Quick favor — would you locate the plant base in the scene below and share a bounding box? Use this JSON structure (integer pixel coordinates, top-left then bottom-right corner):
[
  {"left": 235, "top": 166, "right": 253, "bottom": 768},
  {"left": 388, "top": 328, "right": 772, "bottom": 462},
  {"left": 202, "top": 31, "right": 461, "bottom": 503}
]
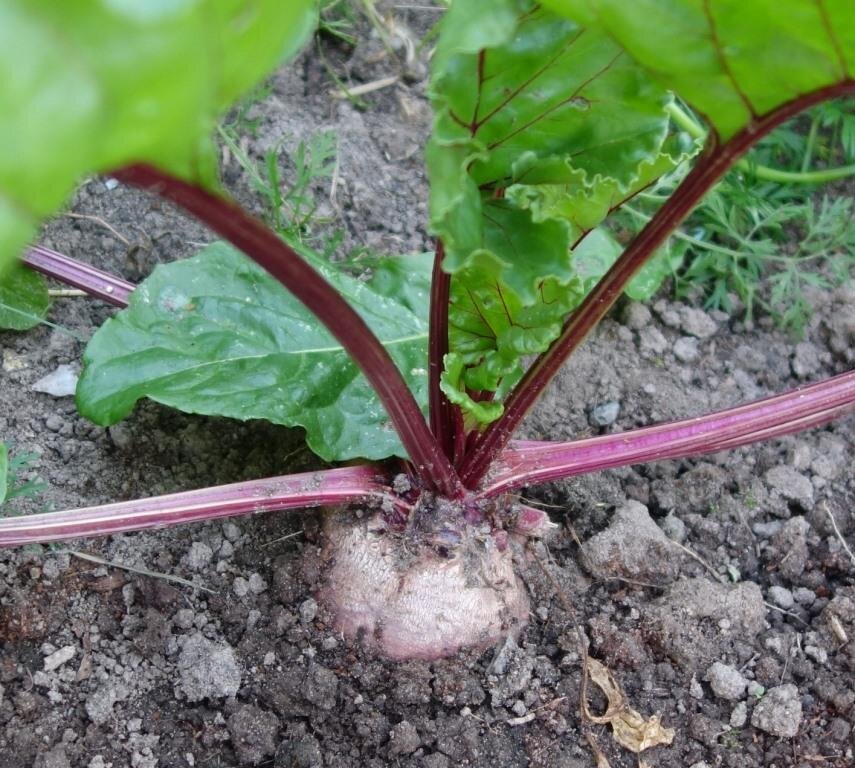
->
[{"left": 317, "top": 505, "right": 530, "bottom": 660}]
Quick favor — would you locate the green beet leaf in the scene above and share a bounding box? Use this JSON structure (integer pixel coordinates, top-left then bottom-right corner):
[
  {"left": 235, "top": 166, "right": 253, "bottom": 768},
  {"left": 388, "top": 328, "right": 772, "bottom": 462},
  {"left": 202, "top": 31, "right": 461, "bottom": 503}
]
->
[
  {"left": 540, "top": 0, "right": 855, "bottom": 140},
  {"left": 0, "top": 0, "right": 316, "bottom": 275},
  {"left": 77, "top": 244, "right": 432, "bottom": 462},
  {"left": 0, "top": 263, "right": 50, "bottom": 330},
  {"left": 428, "top": 0, "right": 682, "bottom": 427},
  {"left": 573, "top": 227, "right": 685, "bottom": 301}
]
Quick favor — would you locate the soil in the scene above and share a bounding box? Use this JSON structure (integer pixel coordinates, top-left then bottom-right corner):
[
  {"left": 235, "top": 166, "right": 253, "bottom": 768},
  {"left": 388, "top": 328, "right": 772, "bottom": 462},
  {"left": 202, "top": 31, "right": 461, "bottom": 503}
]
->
[{"left": 1, "top": 8, "right": 854, "bottom": 768}]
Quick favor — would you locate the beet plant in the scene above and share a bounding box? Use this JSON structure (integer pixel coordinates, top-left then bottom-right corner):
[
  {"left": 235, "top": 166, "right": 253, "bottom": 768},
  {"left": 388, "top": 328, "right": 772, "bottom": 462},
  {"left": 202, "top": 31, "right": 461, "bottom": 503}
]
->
[{"left": 1, "top": 0, "right": 854, "bottom": 659}]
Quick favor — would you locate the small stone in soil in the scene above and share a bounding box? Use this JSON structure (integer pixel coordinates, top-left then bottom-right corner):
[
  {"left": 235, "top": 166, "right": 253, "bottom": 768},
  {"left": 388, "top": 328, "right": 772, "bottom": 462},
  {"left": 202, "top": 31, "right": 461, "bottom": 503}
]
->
[
  {"left": 730, "top": 701, "right": 748, "bottom": 728},
  {"left": 177, "top": 634, "right": 241, "bottom": 702},
  {"left": 30, "top": 364, "right": 79, "bottom": 397},
  {"left": 223, "top": 522, "right": 241, "bottom": 542},
  {"left": 751, "top": 683, "right": 803, "bottom": 738},
  {"left": 248, "top": 573, "right": 268, "bottom": 594},
  {"left": 658, "top": 512, "right": 687, "bottom": 543},
  {"left": 174, "top": 608, "right": 194, "bottom": 630},
  {"left": 764, "top": 465, "right": 814, "bottom": 510},
  {"left": 621, "top": 301, "right": 652, "bottom": 330},
  {"left": 43, "top": 644, "right": 76, "bottom": 672},
  {"left": 791, "top": 341, "right": 821, "bottom": 378},
  {"left": 589, "top": 401, "right": 620, "bottom": 427},
  {"left": 388, "top": 720, "right": 421, "bottom": 757},
  {"left": 639, "top": 326, "right": 668, "bottom": 354},
  {"left": 673, "top": 336, "right": 700, "bottom": 362},
  {"left": 689, "top": 675, "right": 704, "bottom": 700},
  {"left": 227, "top": 704, "right": 280, "bottom": 765},
  {"left": 275, "top": 725, "right": 323, "bottom": 768},
  {"left": 679, "top": 307, "right": 718, "bottom": 338},
  {"left": 583, "top": 500, "right": 679, "bottom": 582},
  {"left": 85, "top": 681, "right": 127, "bottom": 725},
  {"left": 704, "top": 662, "right": 748, "bottom": 700},
  {"left": 185, "top": 541, "right": 213, "bottom": 571},
  {"left": 301, "top": 663, "right": 338, "bottom": 710},
  {"left": 793, "top": 587, "right": 816, "bottom": 606},
  {"left": 299, "top": 598, "right": 318, "bottom": 624},
  {"left": 767, "top": 585, "right": 795, "bottom": 610},
  {"left": 32, "top": 747, "right": 71, "bottom": 768}
]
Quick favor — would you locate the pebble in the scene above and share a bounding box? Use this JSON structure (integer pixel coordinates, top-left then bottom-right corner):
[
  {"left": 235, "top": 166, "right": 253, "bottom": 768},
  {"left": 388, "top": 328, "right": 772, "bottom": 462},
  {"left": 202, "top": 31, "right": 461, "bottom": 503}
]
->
[
  {"left": 805, "top": 645, "right": 828, "bottom": 664},
  {"left": 33, "top": 747, "right": 71, "bottom": 768},
  {"left": 185, "top": 542, "right": 213, "bottom": 571},
  {"left": 388, "top": 720, "right": 421, "bottom": 757},
  {"left": 583, "top": 500, "right": 679, "bottom": 582},
  {"left": 653, "top": 300, "right": 681, "bottom": 328},
  {"left": 248, "top": 573, "right": 268, "bottom": 594},
  {"left": 299, "top": 598, "right": 318, "bottom": 624},
  {"left": 751, "top": 683, "right": 803, "bottom": 738},
  {"left": 174, "top": 609, "right": 195, "bottom": 630},
  {"left": 679, "top": 307, "right": 718, "bottom": 338},
  {"left": 730, "top": 701, "right": 748, "bottom": 728},
  {"left": 589, "top": 401, "right": 620, "bottom": 427},
  {"left": 752, "top": 520, "right": 783, "bottom": 537},
  {"left": 639, "top": 326, "right": 668, "bottom": 354},
  {"left": 765, "top": 466, "right": 814, "bottom": 510},
  {"left": 43, "top": 645, "right": 76, "bottom": 672},
  {"left": 233, "top": 577, "right": 250, "bottom": 597},
  {"left": 45, "top": 414, "right": 64, "bottom": 432},
  {"left": 30, "top": 365, "right": 79, "bottom": 397},
  {"left": 85, "top": 682, "right": 127, "bottom": 725},
  {"left": 177, "top": 635, "right": 241, "bottom": 702},
  {"left": 658, "top": 512, "right": 687, "bottom": 543},
  {"left": 673, "top": 336, "right": 700, "bottom": 362},
  {"left": 793, "top": 587, "right": 816, "bottom": 606},
  {"left": 768, "top": 585, "right": 795, "bottom": 610},
  {"left": 689, "top": 675, "right": 704, "bottom": 700},
  {"left": 747, "top": 681, "right": 765, "bottom": 698},
  {"left": 622, "top": 301, "right": 652, "bottom": 330},
  {"left": 219, "top": 540, "right": 234, "bottom": 559},
  {"left": 108, "top": 423, "right": 134, "bottom": 450},
  {"left": 705, "top": 662, "right": 748, "bottom": 701},
  {"left": 223, "top": 522, "right": 241, "bottom": 542},
  {"left": 228, "top": 705, "right": 280, "bottom": 765},
  {"left": 791, "top": 342, "right": 821, "bottom": 378},
  {"left": 2, "top": 349, "right": 27, "bottom": 372}
]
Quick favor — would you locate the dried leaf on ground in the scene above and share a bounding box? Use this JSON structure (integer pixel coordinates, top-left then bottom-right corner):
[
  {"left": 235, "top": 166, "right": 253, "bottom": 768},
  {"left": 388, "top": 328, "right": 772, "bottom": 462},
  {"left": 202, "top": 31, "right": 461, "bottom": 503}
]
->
[{"left": 583, "top": 657, "right": 675, "bottom": 757}]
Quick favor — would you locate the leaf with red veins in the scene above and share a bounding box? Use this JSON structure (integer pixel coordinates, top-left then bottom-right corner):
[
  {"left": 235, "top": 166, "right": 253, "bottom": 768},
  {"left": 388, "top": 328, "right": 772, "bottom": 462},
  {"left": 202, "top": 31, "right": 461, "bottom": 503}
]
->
[{"left": 428, "top": 0, "right": 681, "bottom": 428}]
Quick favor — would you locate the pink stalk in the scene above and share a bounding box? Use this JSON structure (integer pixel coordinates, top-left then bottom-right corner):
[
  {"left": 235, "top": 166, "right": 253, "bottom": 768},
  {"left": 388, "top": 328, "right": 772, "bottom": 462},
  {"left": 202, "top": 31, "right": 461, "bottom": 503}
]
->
[
  {"left": 479, "top": 371, "right": 855, "bottom": 498},
  {"left": 23, "top": 245, "right": 133, "bottom": 307},
  {"left": 112, "top": 164, "right": 464, "bottom": 499},
  {"left": 428, "top": 240, "right": 455, "bottom": 460},
  {"left": 0, "top": 465, "right": 400, "bottom": 547}
]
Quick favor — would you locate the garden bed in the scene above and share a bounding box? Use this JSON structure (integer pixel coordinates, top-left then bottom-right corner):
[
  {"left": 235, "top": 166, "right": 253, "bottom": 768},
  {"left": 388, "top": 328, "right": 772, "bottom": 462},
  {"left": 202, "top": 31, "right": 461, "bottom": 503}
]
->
[{"left": 1, "top": 14, "right": 853, "bottom": 768}]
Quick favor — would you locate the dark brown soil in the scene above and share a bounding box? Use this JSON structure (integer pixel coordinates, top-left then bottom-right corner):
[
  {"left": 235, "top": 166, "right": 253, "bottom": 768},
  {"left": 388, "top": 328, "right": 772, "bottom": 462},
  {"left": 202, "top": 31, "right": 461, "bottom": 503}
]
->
[{"left": 1, "top": 8, "right": 853, "bottom": 768}]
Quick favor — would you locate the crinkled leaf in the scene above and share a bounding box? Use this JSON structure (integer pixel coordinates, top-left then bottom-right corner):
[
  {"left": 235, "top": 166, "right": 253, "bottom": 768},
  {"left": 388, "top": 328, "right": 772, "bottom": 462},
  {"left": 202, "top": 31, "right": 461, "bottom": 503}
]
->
[
  {"left": 429, "top": 1, "right": 672, "bottom": 288},
  {"left": 0, "top": 263, "right": 49, "bottom": 330},
  {"left": 541, "top": 0, "right": 855, "bottom": 140},
  {"left": 439, "top": 353, "right": 504, "bottom": 429},
  {"left": 429, "top": 0, "right": 679, "bottom": 426},
  {"left": 510, "top": 133, "right": 696, "bottom": 245},
  {"left": 77, "top": 244, "right": 432, "bottom": 462},
  {"left": 0, "top": 0, "right": 316, "bottom": 273},
  {"left": 446, "top": 260, "right": 585, "bottom": 426}
]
